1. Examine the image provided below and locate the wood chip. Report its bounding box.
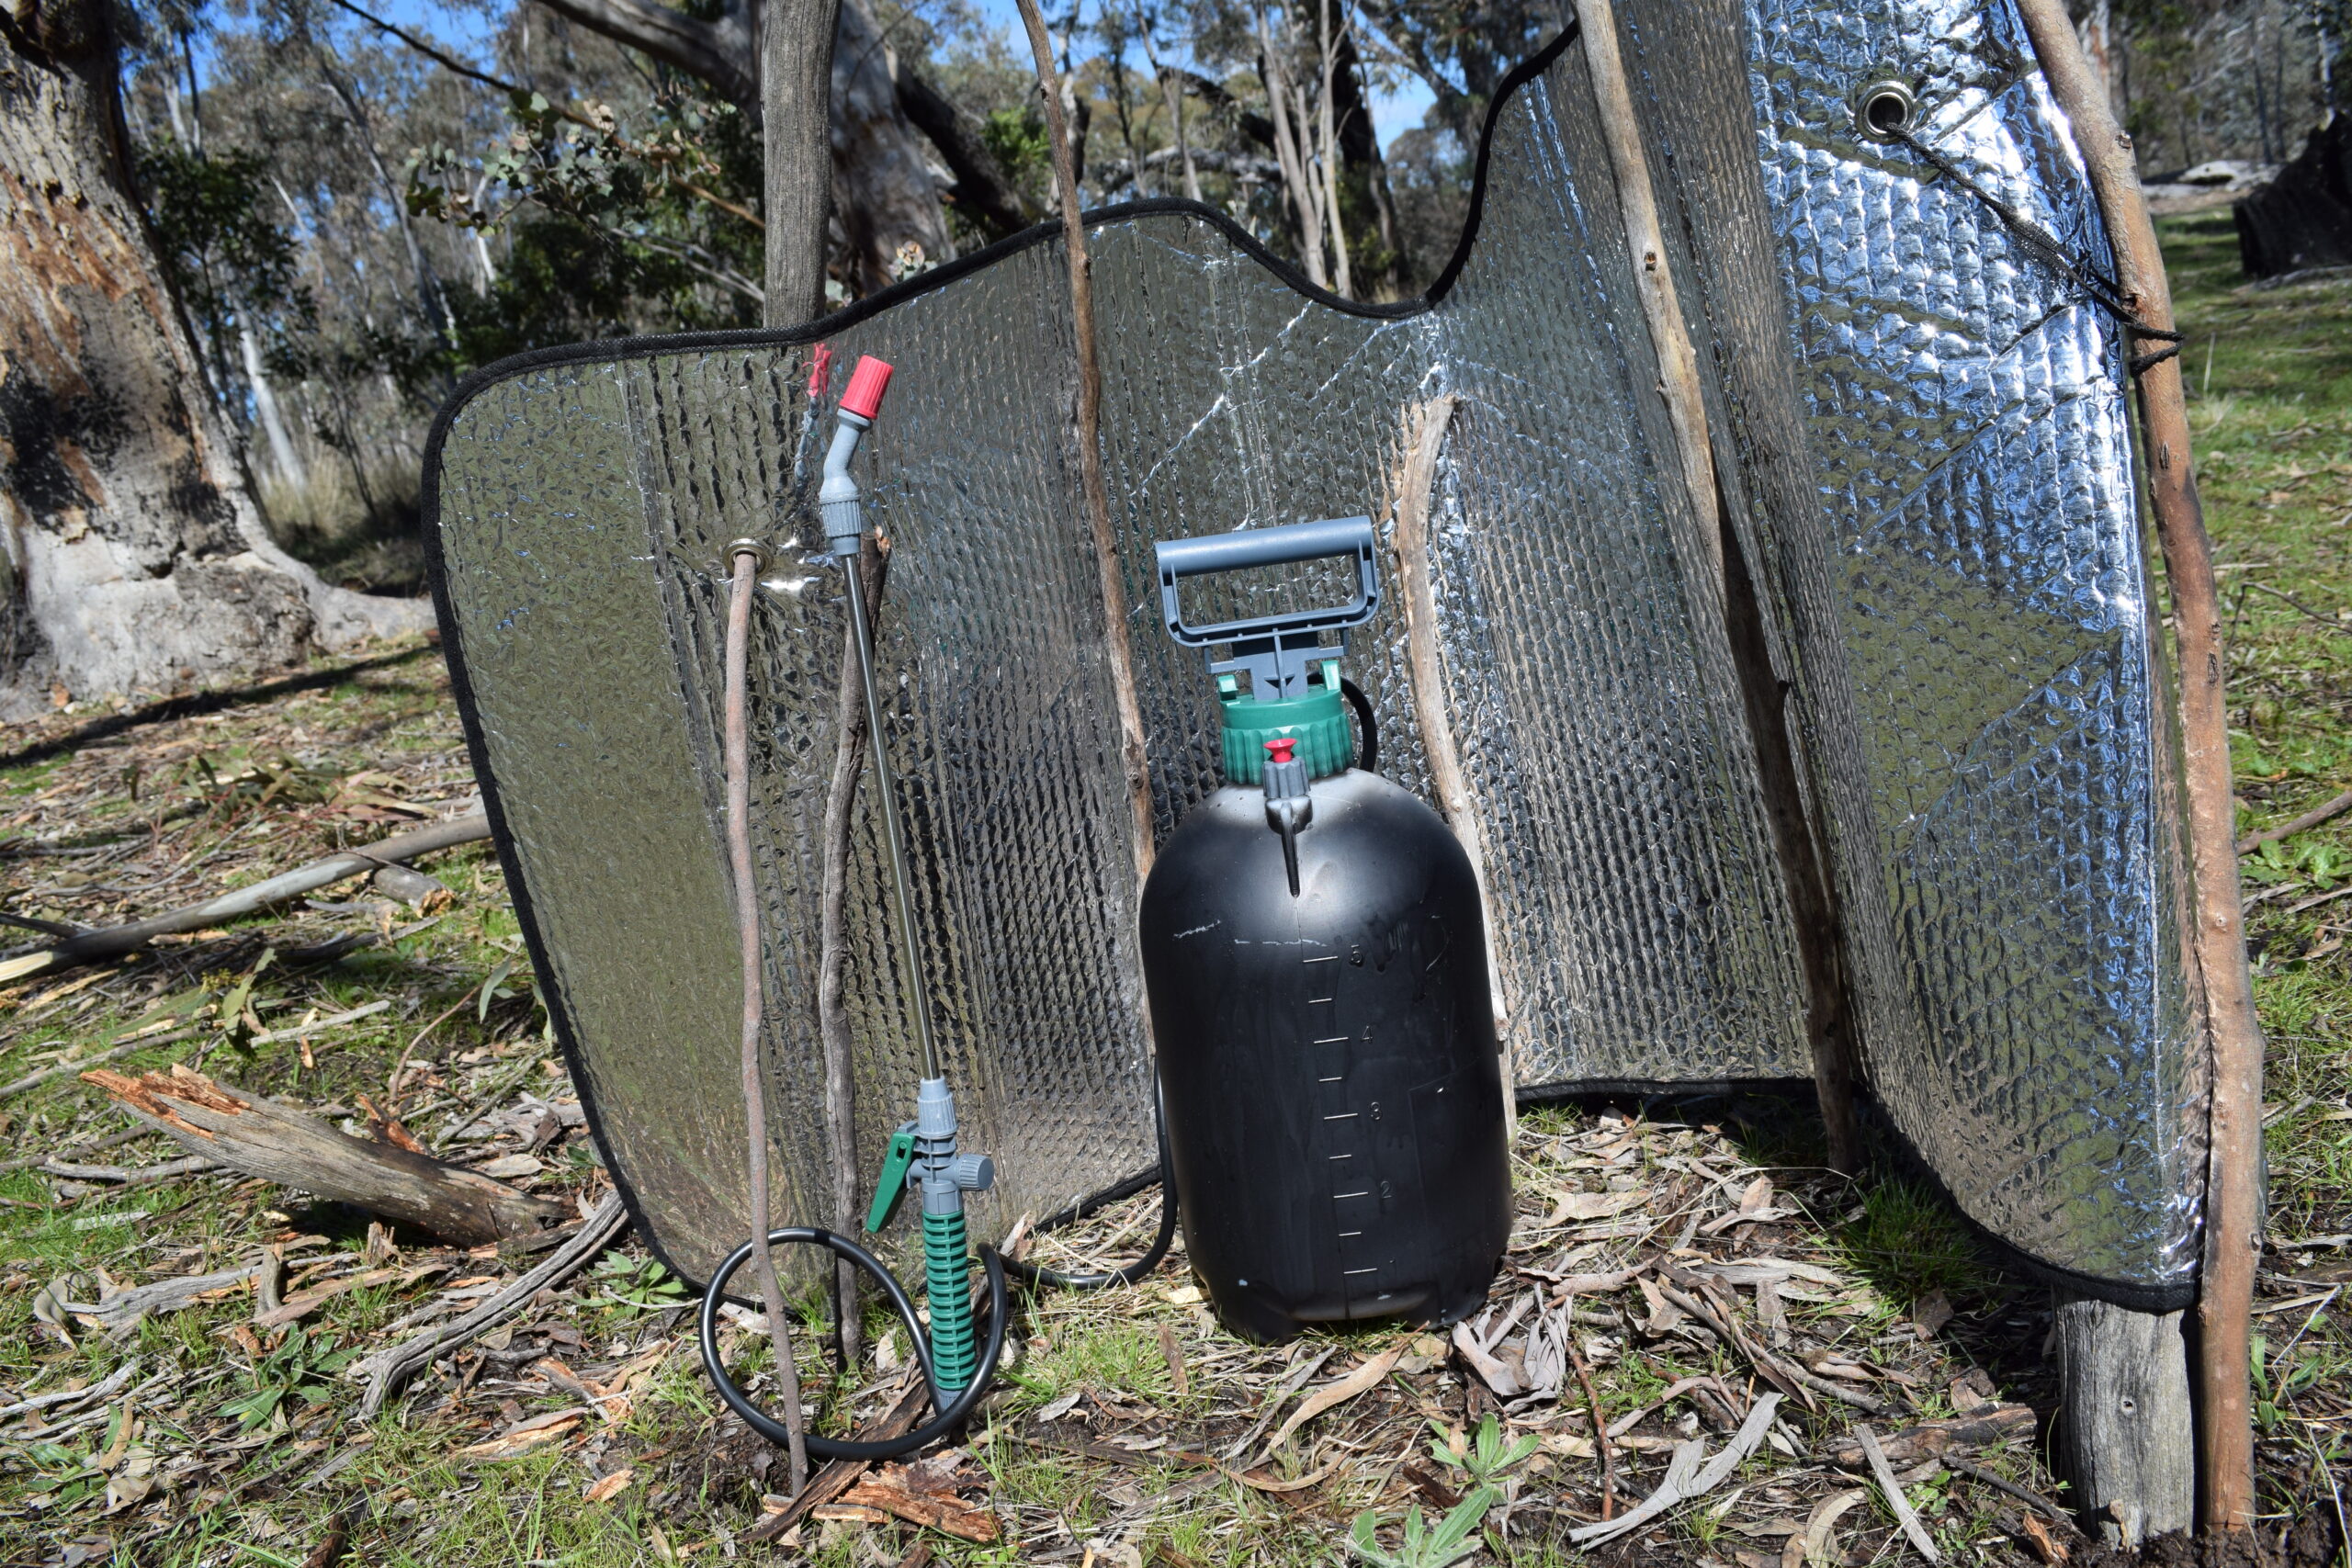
[458,1409,582,1459]
[838,1473,1001,1542]
[583,1467,634,1503]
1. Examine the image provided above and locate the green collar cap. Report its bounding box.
[1218,685,1352,784]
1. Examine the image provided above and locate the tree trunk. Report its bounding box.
[2235,115,2352,277]
[830,0,952,296]
[0,0,424,719]
[763,0,846,321]
[2052,1291,2196,1546]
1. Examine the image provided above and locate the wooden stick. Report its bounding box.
[2237,784,2352,855]
[818,539,888,1374]
[1575,0,1861,1173]
[1857,1426,1942,1562]
[2010,0,2260,1531]
[724,546,808,1495]
[1011,0,1157,888]
[1388,394,1513,1124]
[84,1063,564,1246]
[0,811,490,982]
[1573,0,1724,592]
[356,1190,628,1416]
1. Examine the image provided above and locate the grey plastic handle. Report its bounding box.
[1153,516,1381,649]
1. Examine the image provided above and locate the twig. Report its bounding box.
[2242,580,2350,636]
[40,1154,220,1185]
[1858,1426,1942,1562]
[1,1028,198,1099]
[2238,785,2352,854]
[817,540,888,1374]
[725,545,808,1494]
[1011,0,1156,889]
[0,812,490,982]
[356,1190,628,1416]
[1941,1457,2073,1525]
[1568,1337,1617,1519]
[745,1377,932,1542]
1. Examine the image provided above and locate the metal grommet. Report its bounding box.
[1855,79,1918,141]
[723,537,774,576]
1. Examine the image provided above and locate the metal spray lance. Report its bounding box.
[820,356,994,1392]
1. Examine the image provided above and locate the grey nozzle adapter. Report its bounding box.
[821,410,871,558]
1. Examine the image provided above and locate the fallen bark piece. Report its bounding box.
[1826,1405,2036,1470]
[254,1262,448,1327]
[459,1409,582,1459]
[1262,1346,1403,1458]
[62,1266,258,1336]
[746,1378,933,1543]
[0,810,490,981]
[1857,1426,1942,1562]
[85,1063,565,1247]
[838,1472,1001,1542]
[41,1154,219,1185]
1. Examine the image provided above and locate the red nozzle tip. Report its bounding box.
[1264,738,1298,764]
[840,355,894,421]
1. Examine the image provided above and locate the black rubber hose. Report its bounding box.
[1002,1082,1178,1291]
[1340,676,1379,774]
[698,1228,1009,1461]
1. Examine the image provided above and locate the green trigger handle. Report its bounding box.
[866,1122,919,1233]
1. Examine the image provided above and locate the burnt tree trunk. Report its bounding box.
[0,0,424,719]
[2235,115,2352,277]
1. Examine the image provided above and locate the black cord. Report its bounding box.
[1340,676,1379,774]
[698,1228,1009,1461]
[1002,1082,1178,1291]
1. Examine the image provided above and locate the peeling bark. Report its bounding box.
[0,0,424,717]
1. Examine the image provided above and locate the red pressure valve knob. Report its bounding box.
[840,355,894,422]
[1263,737,1298,766]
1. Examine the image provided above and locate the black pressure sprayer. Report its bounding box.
[1138,517,1512,1344]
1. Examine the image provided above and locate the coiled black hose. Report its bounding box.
[1340,676,1379,774]
[698,1229,1009,1461]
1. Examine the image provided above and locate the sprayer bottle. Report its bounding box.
[1138,517,1510,1344]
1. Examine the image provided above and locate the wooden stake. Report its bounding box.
[1011,0,1158,889]
[2012,0,2260,1532]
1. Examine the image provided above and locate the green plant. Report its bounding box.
[592,1254,688,1313]
[1346,1488,1497,1567]
[1426,1412,1540,1487]
[221,1325,360,1430]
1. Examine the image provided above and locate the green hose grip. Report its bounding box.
[923,1207,976,1393]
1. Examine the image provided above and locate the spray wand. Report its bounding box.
[698,355,1007,1462]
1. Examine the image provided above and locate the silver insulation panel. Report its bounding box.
[426,0,2204,1302]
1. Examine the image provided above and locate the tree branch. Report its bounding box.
[891,62,1034,239]
[530,0,759,118]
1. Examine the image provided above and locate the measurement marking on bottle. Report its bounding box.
[1302,954,1339,964]
[1314,1036,1350,1045]
[1338,1230,1362,1237]
[1335,1190,1368,1200]
[1344,1268,1377,1277]
[1324,1111,1357,1121]
[1329,1152,1351,1160]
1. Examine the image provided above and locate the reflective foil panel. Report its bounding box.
[1741,0,2202,1292]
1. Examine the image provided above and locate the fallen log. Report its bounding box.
[84,1063,564,1247]
[0,811,491,983]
